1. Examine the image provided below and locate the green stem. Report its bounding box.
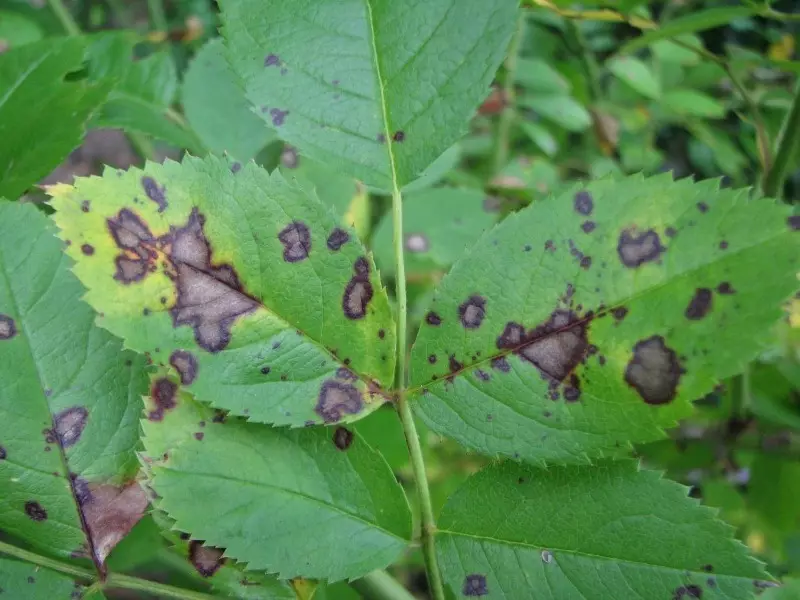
[349,570,417,600]
[147,0,169,33]
[0,541,219,600]
[48,0,81,36]
[763,81,800,200]
[391,185,445,600]
[492,12,526,175]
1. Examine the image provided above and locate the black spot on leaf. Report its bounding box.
[719,240,728,250]
[148,378,178,421]
[316,380,363,423]
[230,162,242,174]
[475,369,490,382]
[278,221,311,262]
[617,229,665,267]
[194,432,204,440]
[392,131,405,142]
[0,315,17,340]
[332,427,353,450]
[425,312,442,326]
[463,574,488,597]
[342,257,373,320]
[270,108,289,126]
[788,215,800,230]
[170,350,198,385]
[673,584,702,599]
[685,288,713,320]
[327,228,350,251]
[107,208,157,284]
[581,221,596,233]
[448,355,463,374]
[141,176,167,212]
[612,307,628,323]
[54,406,88,448]
[378,329,385,339]
[260,366,270,375]
[0,445,6,460]
[574,190,593,215]
[264,54,280,67]
[25,501,47,521]
[81,243,94,256]
[491,356,511,372]
[377,133,386,143]
[336,367,356,381]
[665,226,677,238]
[428,355,437,364]
[81,200,91,213]
[625,336,683,405]
[459,295,486,329]
[717,282,736,295]
[189,541,224,577]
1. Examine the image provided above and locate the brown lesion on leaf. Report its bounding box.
[107,208,158,284]
[170,350,198,385]
[54,406,89,448]
[573,190,593,215]
[326,228,350,251]
[788,215,800,230]
[332,426,354,450]
[72,477,148,565]
[425,311,442,326]
[617,228,666,268]
[315,380,363,423]
[189,541,225,577]
[278,221,311,263]
[459,295,486,329]
[463,574,488,597]
[24,501,47,521]
[81,244,95,256]
[717,282,736,295]
[342,257,373,320]
[141,176,167,212]
[148,378,178,421]
[0,314,17,340]
[685,288,713,320]
[625,335,684,405]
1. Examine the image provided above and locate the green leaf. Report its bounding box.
[608,56,661,100]
[0,37,110,200]
[651,34,703,66]
[518,95,592,132]
[620,6,761,55]
[0,559,103,599]
[762,579,800,599]
[436,460,768,600]
[373,187,496,279]
[515,58,570,94]
[519,121,558,157]
[0,202,149,565]
[749,454,800,533]
[182,38,276,162]
[662,89,726,119]
[409,174,800,465]
[220,0,518,190]
[0,10,43,48]
[49,155,395,427]
[141,382,412,581]
[87,33,204,153]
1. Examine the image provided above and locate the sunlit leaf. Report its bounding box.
[409,174,800,465]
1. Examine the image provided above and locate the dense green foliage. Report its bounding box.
[0,1,799,599]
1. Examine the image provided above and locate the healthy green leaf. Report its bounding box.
[372,187,496,279]
[662,89,726,119]
[519,121,558,157]
[409,174,800,465]
[141,378,412,581]
[515,58,570,94]
[182,38,276,162]
[0,10,43,48]
[220,0,518,190]
[0,37,110,200]
[0,559,104,599]
[761,579,800,599]
[608,56,662,100]
[49,155,395,427]
[436,460,768,599]
[619,7,760,55]
[0,202,148,565]
[87,33,204,154]
[518,95,592,132]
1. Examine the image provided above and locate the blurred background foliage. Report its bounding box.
[1,0,799,597]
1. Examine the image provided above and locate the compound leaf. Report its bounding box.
[0,202,148,566]
[140,377,412,582]
[437,460,768,600]
[49,155,395,427]
[0,37,110,200]
[220,0,517,190]
[410,174,800,465]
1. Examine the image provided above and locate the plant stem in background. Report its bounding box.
[763,81,800,200]
[492,12,526,175]
[350,570,418,600]
[48,0,81,36]
[147,0,169,34]
[391,181,445,600]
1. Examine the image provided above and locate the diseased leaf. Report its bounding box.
[49,155,395,427]
[0,37,110,200]
[0,558,103,599]
[436,460,768,599]
[220,0,518,190]
[0,202,148,566]
[183,38,276,162]
[409,174,800,465]
[140,378,412,582]
[87,33,204,154]
[372,187,496,279]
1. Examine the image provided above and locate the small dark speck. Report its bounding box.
[524,244,532,252]
[665,226,677,238]
[194,432,204,441]
[80,200,90,213]
[392,131,405,142]
[27,577,34,584]
[378,329,385,339]
[230,162,242,174]
[581,221,596,233]
[719,240,728,250]
[143,308,151,316]
[788,215,800,230]
[377,133,386,143]
[80,244,94,256]
[280,374,288,381]
[260,366,271,375]
[697,202,709,213]
[264,54,280,67]
[462,574,487,597]
[428,355,437,364]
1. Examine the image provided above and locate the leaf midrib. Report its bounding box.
[408,226,791,394]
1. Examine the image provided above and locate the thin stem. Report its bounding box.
[391,184,445,600]
[147,0,169,34]
[0,541,220,600]
[763,81,800,200]
[349,570,418,600]
[48,0,81,36]
[493,12,526,175]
